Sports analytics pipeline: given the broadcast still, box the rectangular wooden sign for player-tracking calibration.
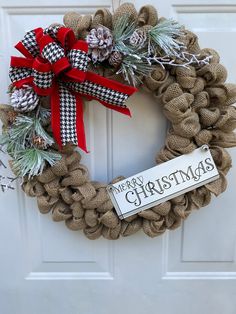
[107,145,219,219]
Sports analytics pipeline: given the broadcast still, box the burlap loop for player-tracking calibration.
[37,195,58,214]
[112,3,138,26]
[65,217,86,231]
[91,8,112,29]
[199,107,221,127]
[23,179,44,197]
[52,201,72,222]
[102,222,122,240]
[138,209,161,220]
[210,146,232,175]
[165,133,197,154]
[152,202,171,216]
[75,182,97,202]
[63,12,81,38]
[205,171,227,196]
[63,12,92,39]
[37,168,56,183]
[51,157,68,176]
[100,210,120,228]
[195,129,213,146]
[171,194,189,219]
[163,93,194,123]
[82,185,110,210]
[192,91,209,111]
[70,201,84,218]
[176,66,197,89]
[84,209,99,227]
[197,63,227,86]
[120,218,142,237]
[182,30,201,54]
[138,5,158,26]
[0,104,14,126]
[162,83,183,104]
[61,165,89,186]
[189,77,206,95]
[165,211,182,230]
[200,48,220,64]
[44,177,61,197]
[144,66,169,91]
[215,107,236,131]
[142,218,165,237]
[188,186,211,209]
[60,187,74,204]
[210,130,236,148]
[84,224,103,240]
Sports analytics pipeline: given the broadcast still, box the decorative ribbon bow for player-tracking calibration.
[9,26,137,152]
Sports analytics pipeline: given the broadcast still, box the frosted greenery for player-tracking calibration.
[11,148,61,178]
[0,105,61,178]
[148,19,185,56]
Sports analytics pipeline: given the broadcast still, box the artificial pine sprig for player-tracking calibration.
[0,105,61,178]
[9,114,54,148]
[112,15,154,85]
[116,54,153,86]
[112,14,137,55]
[11,148,61,178]
[148,19,185,56]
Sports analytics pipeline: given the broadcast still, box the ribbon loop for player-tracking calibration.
[32,58,55,96]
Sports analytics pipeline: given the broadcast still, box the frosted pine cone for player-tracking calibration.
[86,26,113,63]
[130,28,147,48]
[10,86,39,113]
[32,135,47,149]
[108,51,123,67]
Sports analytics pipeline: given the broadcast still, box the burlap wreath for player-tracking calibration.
[4,3,236,239]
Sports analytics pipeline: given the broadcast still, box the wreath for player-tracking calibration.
[1,3,236,240]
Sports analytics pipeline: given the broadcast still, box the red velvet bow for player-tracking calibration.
[9,26,137,152]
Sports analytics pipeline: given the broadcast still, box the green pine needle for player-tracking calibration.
[113,14,137,55]
[10,115,34,144]
[148,19,185,56]
[9,114,54,147]
[0,105,58,178]
[38,106,51,125]
[12,148,61,178]
[116,54,153,86]
[0,131,24,158]
[34,120,54,146]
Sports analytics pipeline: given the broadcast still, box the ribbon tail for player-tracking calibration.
[98,101,131,117]
[75,95,88,153]
[51,82,88,153]
[51,84,62,148]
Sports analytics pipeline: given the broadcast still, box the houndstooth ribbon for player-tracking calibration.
[9,26,137,152]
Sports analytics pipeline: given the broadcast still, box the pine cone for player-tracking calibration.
[32,135,47,149]
[86,26,113,62]
[10,86,39,113]
[108,51,123,67]
[129,28,147,48]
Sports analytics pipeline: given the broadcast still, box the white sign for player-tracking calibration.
[107,145,219,219]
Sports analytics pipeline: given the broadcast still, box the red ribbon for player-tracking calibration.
[9,26,137,152]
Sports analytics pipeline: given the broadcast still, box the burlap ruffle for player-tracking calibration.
[2,3,236,239]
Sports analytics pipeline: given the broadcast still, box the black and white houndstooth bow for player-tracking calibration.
[9,25,137,152]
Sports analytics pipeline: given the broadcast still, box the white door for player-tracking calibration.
[1,0,236,313]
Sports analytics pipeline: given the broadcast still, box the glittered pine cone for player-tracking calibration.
[86,26,113,62]
[108,51,123,67]
[129,28,147,48]
[10,86,39,113]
